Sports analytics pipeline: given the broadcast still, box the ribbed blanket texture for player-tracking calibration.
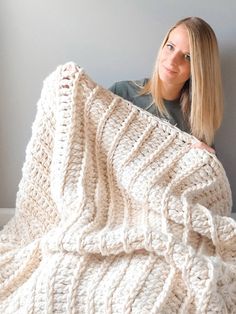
[0,62,235,313]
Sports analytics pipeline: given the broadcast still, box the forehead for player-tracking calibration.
[168,25,190,51]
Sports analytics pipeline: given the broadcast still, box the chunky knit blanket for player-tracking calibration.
[0,62,235,313]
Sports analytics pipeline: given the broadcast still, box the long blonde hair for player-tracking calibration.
[142,17,223,146]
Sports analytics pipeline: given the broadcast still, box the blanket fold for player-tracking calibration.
[0,62,235,313]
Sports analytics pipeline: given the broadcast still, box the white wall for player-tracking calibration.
[0,0,235,211]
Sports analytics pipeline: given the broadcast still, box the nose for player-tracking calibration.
[168,52,180,66]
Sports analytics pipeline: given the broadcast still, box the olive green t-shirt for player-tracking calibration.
[109,79,190,134]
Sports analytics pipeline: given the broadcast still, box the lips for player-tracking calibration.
[164,66,177,74]
[159,64,178,81]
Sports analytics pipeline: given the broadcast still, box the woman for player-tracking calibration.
[109,17,223,153]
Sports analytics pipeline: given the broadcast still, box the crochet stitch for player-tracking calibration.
[0,62,235,313]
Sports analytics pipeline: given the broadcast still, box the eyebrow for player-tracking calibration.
[167,40,190,55]
[168,40,175,46]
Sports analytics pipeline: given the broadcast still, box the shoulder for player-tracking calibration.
[109,78,149,101]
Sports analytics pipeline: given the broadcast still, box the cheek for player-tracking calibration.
[181,65,191,81]
[159,49,167,63]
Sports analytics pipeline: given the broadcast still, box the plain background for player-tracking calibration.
[0,0,235,212]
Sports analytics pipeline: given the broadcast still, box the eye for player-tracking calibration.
[166,43,174,51]
[184,54,191,62]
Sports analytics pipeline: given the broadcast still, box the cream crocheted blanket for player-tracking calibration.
[0,62,236,314]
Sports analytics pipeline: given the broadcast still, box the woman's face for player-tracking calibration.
[158,24,191,91]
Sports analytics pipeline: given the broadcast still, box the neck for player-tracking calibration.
[160,83,183,101]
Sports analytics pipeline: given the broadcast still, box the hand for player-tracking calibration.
[192,141,215,154]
